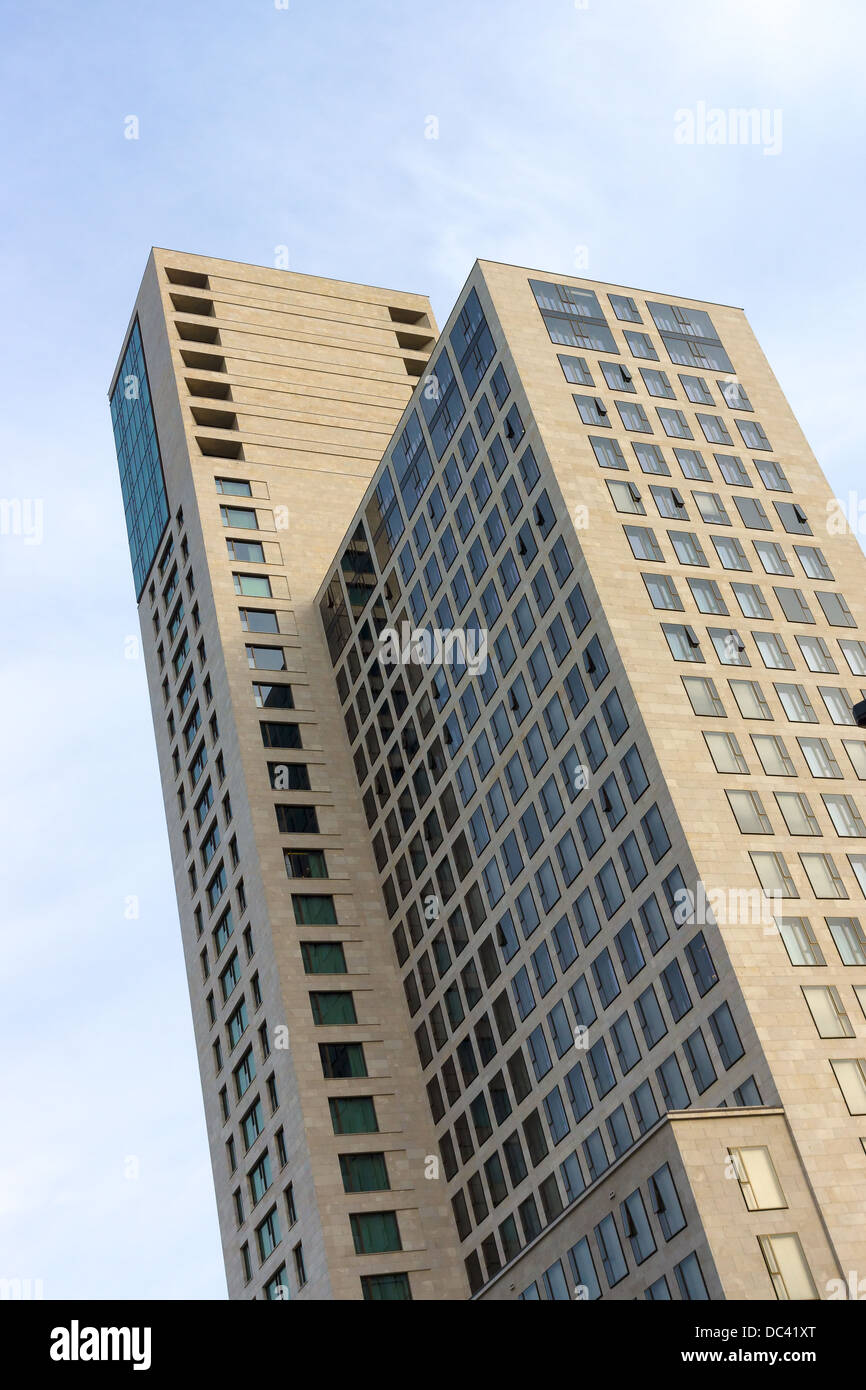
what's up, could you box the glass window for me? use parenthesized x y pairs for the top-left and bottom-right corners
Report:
(624, 331), (658, 360)
(675, 447), (711, 481)
(621, 1189), (656, 1264)
(750, 734), (794, 777)
(558, 353), (594, 386)
(802, 985), (854, 1038)
(643, 573), (683, 611)
(575, 394), (611, 428)
(732, 496), (772, 533)
(616, 400), (652, 433)
(737, 420), (772, 452)
(674, 1251), (710, 1301)
(648, 1162), (686, 1239)
(530, 280), (617, 353)
(601, 360), (636, 392)
(567, 1237), (601, 1301)
(350, 1211), (402, 1255)
(609, 293), (642, 323)
(110, 322), (170, 596)
(758, 1234), (819, 1300)
(633, 441), (669, 475)
(657, 408), (693, 440)
(668, 531), (708, 567)
(640, 367), (675, 399)
(590, 434), (626, 470)
(594, 1213), (628, 1287)
(787, 547), (828, 587)
(625, 525), (664, 562)
(750, 851), (798, 897)
(716, 453), (750, 486)
(776, 916), (824, 966)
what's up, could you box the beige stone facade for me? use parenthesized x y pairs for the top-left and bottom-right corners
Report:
(111, 252), (866, 1302)
(316, 261), (866, 1301)
(110, 249), (467, 1300)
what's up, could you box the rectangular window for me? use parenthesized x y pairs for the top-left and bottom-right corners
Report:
(776, 916), (824, 966)
(256, 1205), (282, 1261)
(669, 531), (708, 567)
(675, 447), (711, 481)
(240, 608), (279, 634)
(329, 1096), (378, 1134)
(246, 644), (286, 671)
(594, 1213), (628, 1287)
(621, 1189), (657, 1263)
(657, 408), (692, 440)
(624, 525), (664, 562)
(567, 1237), (601, 1300)
(601, 360), (635, 391)
(758, 1234), (819, 1300)
(624, 331), (658, 360)
(647, 302), (733, 371)
(292, 894), (337, 925)
(558, 353), (594, 385)
(609, 293), (642, 323)
(802, 985), (854, 1038)
(643, 573), (683, 611)
(530, 280), (617, 353)
(730, 680), (771, 720)
(339, 1153), (390, 1193)
(616, 400), (652, 433)
(221, 505), (258, 530)
(590, 435), (627, 470)
(679, 374), (714, 405)
(361, 1272), (412, 1301)
(827, 917), (866, 966)
(751, 851), (798, 897)
(640, 367), (675, 398)
(575, 395), (611, 428)
(649, 1162), (686, 1239)
(234, 572), (272, 600)
(696, 413), (732, 446)
(713, 535), (750, 571)
(662, 623), (704, 663)
(716, 453), (750, 486)
(350, 1211), (402, 1255)
(263, 1265), (289, 1300)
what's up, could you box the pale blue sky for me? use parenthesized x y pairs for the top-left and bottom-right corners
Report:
(1, 0), (863, 1299)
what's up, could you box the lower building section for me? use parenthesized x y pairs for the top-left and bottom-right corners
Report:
(479, 1108), (842, 1301)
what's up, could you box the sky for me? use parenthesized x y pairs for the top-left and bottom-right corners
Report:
(0, 0), (863, 1300)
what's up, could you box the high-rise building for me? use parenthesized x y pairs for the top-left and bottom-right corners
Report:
(108, 249), (466, 1301)
(111, 250), (866, 1303)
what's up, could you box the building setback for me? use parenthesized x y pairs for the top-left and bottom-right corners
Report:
(111, 251), (866, 1301)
